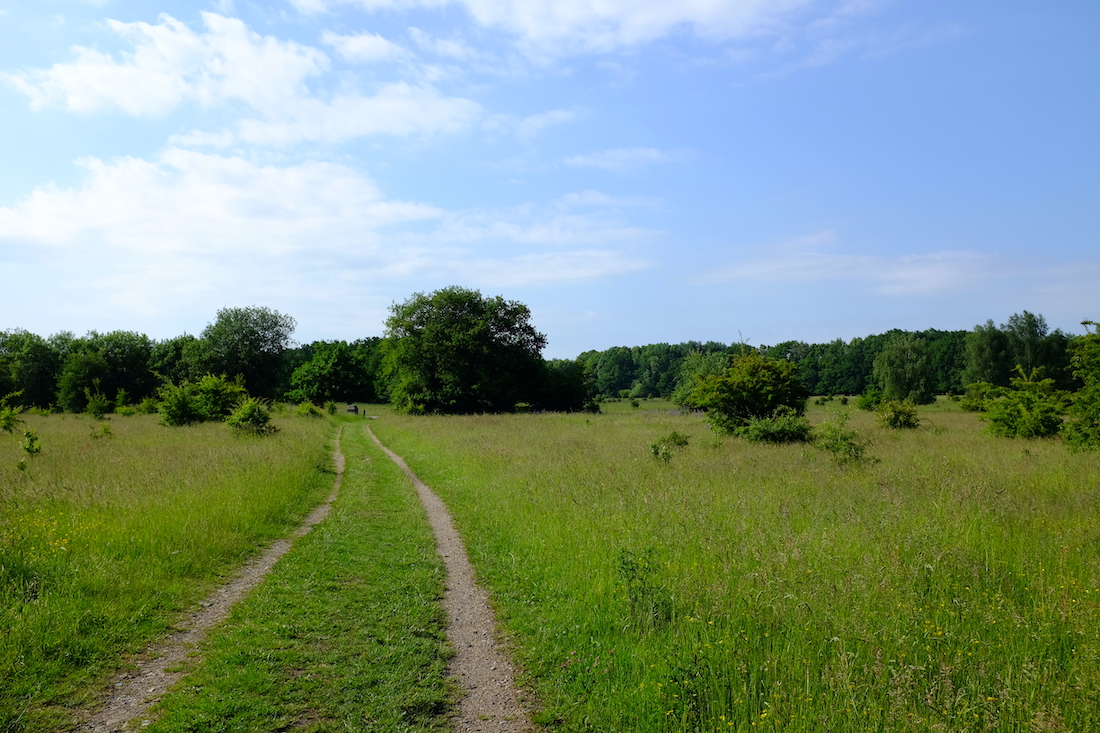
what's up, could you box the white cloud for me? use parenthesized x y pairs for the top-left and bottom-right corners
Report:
(3, 13), (482, 145)
(0, 151), (653, 319)
(234, 83), (482, 145)
(564, 147), (693, 171)
(700, 232), (994, 295)
(2, 13), (328, 116)
(321, 29), (410, 63)
(516, 108), (580, 141)
(408, 27), (480, 60)
(293, 0), (827, 54)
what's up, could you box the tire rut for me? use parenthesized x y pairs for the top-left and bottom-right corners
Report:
(366, 425), (533, 733)
(74, 425), (347, 732)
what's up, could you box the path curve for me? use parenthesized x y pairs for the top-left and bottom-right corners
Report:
(75, 425), (347, 732)
(366, 425), (533, 733)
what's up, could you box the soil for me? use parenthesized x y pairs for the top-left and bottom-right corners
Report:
(73, 421), (533, 732)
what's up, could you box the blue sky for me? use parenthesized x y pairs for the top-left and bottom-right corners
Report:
(1, 1), (1097, 358)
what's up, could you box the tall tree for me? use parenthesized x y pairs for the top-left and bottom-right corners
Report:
(873, 333), (935, 404)
(201, 306), (296, 398)
(962, 320), (1013, 387)
(381, 286), (547, 414)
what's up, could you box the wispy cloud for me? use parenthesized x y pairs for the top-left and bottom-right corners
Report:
(564, 147), (693, 172)
(516, 108), (581, 141)
(321, 29), (411, 63)
(700, 230), (996, 296)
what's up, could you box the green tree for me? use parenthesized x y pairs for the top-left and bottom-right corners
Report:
(380, 286), (547, 414)
(0, 330), (62, 408)
(287, 339), (381, 404)
(684, 352), (809, 435)
(57, 351), (109, 413)
(873, 333), (935, 404)
(962, 320), (1009, 388)
(201, 306), (296, 398)
(671, 350), (731, 408)
(1064, 321), (1100, 449)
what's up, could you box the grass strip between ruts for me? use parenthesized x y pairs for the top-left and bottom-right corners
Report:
(144, 421), (452, 733)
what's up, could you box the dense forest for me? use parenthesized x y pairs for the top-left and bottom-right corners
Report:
(0, 307), (1081, 412)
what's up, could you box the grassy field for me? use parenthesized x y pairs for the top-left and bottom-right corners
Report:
(5, 401), (1099, 732)
(371, 399), (1100, 732)
(0, 412), (336, 731)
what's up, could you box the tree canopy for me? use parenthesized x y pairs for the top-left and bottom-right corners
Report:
(381, 286), (548, 414)
(201, 306), (296, 398)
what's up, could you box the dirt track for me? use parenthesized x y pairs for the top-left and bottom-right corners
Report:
(74, 421), (531, 732)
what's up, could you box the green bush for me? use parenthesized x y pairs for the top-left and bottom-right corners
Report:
(813, 411), (866, 464)
(157, 382), (205, 426)
(877, 400), (920, 429)
(982, 369), (1066, 439)
(735, 407), (812, 444)
(136, 397), (159, 414)
(192, 374), (247, 421)
(84, 381), (111, 419)
(295, 401), (324, 418)
(226, 398), (277, 435)
(324, 400), (337, 415)
(686, 353), (808, 435)
(959, 382), (1004, 412)
(855, 388), (883, 411)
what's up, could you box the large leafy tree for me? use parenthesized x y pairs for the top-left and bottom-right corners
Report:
(381, 286), (547, 414)
(287, 338), (382, 404)
(873, 333), (935, 404)
(201, 306), (296, 398)
(0, 330), (61, 407)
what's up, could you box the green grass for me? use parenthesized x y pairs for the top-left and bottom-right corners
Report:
(143, 421), (451, 733)
(371, 400), (1100, 732)
(0, 413), (335, 732)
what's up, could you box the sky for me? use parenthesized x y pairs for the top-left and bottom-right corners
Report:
(1, 1), (1097, 359)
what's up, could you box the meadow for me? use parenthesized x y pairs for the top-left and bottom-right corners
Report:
(0, 411), (335, 731)
(3, 401), (1100, 732)
(371, 400), (1100, 732)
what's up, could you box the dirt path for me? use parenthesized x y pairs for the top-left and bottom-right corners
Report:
(366, 425), (533, 733)
(74, 425), (347, 732)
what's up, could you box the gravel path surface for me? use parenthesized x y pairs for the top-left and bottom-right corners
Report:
(367, 425), (533, 733)
(73, 425), (347, 732)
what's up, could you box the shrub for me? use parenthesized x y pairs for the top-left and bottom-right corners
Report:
(959, 382), (1004, 412)
(813, 411), (866, 464)
(226, 398), (277, 435)
(856, 388), (884, 411)
(984, 392), (1064, 438)
(157, 382), (204, 426)
(295, 401), (324, 418)
(982, 368), (1066, 439)
(324, 400), (337, 415)
(136, 397), (160, 414)
(877, 400), (920, 429)
(686, 353), (808, 435)
(735, 406), (812, 444)
(84, 379), (112, 419)
(192, 374), (247, 421)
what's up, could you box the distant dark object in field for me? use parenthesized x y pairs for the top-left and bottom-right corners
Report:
(347, 404), (359, 414)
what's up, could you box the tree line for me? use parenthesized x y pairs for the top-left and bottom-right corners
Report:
(579, 311), (1077, 401)
(0, 298), (1082, 416)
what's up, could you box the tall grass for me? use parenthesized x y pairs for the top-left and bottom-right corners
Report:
(0, 413), (335, 732)
(372, 401), (1100, 732)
